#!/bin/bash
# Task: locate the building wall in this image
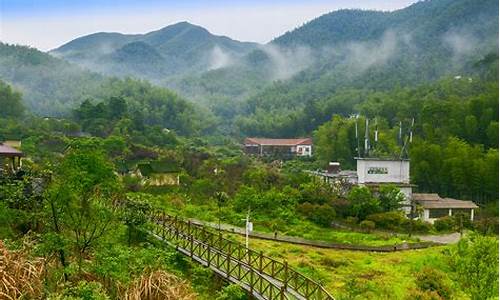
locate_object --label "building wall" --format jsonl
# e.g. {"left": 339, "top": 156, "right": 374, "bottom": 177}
{"left": 296, "top": 145, "right": 312, "bottom": 156}
{"left": 422, "top": 208, "right": 475, "bottom": 224}
{"left": 357, "top": 159, "right": 410, "bottom": 184}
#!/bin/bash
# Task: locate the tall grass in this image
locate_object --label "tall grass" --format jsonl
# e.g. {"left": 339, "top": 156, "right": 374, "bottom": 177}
{"left": 122, "top": 270, "right": 197, "bottom": 300}
{"left": 0, "top": 240, "right": 45, "bottom": 299}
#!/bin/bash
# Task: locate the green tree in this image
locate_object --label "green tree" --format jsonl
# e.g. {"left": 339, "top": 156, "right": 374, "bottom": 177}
{"left": 46, "top": 142, "right": 121, "bottom": 271}
{"left": 378, "top": 184, "right": 405, "bottom": 211}
{"left": 450, "top": 234, "right": 499, "bottom": 300}
{"left": 0, "top": 80, "right": 24, "bottom": 118}
{"left": 347, "top": 186, "right": 381, "bottom": 220}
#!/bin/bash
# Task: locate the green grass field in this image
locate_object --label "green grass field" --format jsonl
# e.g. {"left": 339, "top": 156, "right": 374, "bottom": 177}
{"left": 229, "top": 235, "right": 469, "bottom": 300}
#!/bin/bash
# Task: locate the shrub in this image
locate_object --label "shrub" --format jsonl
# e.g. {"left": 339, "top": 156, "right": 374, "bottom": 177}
{"left": 402, "top": 219, "right": 432, "bottom": 234}
{"left": 366, "top": 211, "right": 406, "bottom": 230}
{"left": 414, "top": 267, "right": 452, "bottom": 300}
{"left": 215, "top": 284, "right": 247, "bottom": 300}
{"left": 345, "top": 216, "right": 359, "bottom": 225}
{"left": 433, "top": 217, "right": 455, "bottom": 232}
{"left": 50, "top": 281, "right": 110, "bottom": 300}
{"left": 359, "top": 220, "right": 375, "bottom": 232}
{"left": 311, "top": 204, "right": 336, "bottom": 227}
{"left": 473, "top": 217, "right": 499, "bottom": 235}
{"left": 405, "top": 288, "right": 441, "bottom": 300}
{"left": 297, "top": 203, "right": 336, "bottom": 227}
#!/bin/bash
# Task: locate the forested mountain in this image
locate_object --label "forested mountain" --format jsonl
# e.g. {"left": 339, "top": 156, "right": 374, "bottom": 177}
{"left": 166, "top": 0, "right": 499, "bottom": 105}
{"left": 229, "top": 0, "right": 498, "bottom": 137}
{"left": 0, "top": 43, "right": 104, "bottom": 116}
{"left": 51, "top": 21, "right": 258, "bottom": 81}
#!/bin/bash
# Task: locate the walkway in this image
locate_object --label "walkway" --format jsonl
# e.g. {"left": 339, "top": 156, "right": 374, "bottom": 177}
{"left": 188, "top": 218, "right": 439, "bottom": 252}
{"left": 416, "top": 232, "right": 462, "bottom": 244}
{"left": 149, "top": 212, "right": 335, "bottom": 300}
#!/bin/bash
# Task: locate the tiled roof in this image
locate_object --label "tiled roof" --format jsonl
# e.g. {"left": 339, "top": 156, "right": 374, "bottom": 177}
{"left": 413, "top": 193, "right": 478, "bottom": 209}
{"left": 244, "top": 138, "right": 312, "bottom": 146}
{"left": 417, "top": 198, "right": 478, "bottom": 209}
{"left": 413, "top": 193, "right": 442, "bottom": 201}
{"left": 0, "top": 144, "right": 23, "bottom": 157}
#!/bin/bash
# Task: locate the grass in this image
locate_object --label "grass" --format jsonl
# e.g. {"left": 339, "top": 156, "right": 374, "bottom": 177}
{"left": 140, "top": 193, "right": 421, "bottom": 247}
{"left": 228, "top": 235, "right": 469, "bottom": 300}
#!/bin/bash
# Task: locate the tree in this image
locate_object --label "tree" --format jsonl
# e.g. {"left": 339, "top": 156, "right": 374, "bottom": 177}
{"left": 45, "top": 142, "right": 121, "bottom": 271}
{"left": 0, "top": 80, "right": 24, "bottom": 118}
{"left": 347, "top": 186, "right": 381, "bottom": 220}
{"left": 378, "top": 184, "right": 405, "bottom": 211}
{"left": 450, "top": 234, "right": 499, "bottom": 300}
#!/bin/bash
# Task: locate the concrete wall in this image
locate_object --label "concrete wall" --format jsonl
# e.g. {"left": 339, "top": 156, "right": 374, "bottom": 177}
{"left": 357, "top": 159, "right": 410, "bottom": 184}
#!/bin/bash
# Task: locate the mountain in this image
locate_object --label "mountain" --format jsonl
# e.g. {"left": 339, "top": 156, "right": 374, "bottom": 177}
{"left": 161, "top": 0, "right": 499, "bottom": 106}
{"left": 0, "top": 43, "right": 105, "bottom": 116}
{"left": 1, "top": 0, "right": 497, "bottom": 118}
{"left": 231, "top": 0, "right": 498, "bottom": 126}
{"left": 51, "top": 22, "right": 259, "bottom": 81}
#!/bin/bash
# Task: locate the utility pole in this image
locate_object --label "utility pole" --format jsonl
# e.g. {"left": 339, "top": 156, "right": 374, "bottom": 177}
{"left": 242, "top": 208, "right": 252, "bottom": 250}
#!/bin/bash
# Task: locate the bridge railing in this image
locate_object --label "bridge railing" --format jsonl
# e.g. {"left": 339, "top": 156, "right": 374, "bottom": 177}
{"left": 149, "top": 211, "right": 289, "bottom": 300}
{"left": 150, "top": 211, "right": 335, "bottom": 300}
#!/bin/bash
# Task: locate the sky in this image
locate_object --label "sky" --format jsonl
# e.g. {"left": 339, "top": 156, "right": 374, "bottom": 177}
{"left": 0, "top": 0, "right": 416, "bottom": 51}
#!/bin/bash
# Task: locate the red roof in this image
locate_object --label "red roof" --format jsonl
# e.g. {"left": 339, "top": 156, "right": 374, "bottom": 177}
{"left": 244, "top": 138, "right": 312, "bottom": 146}
{"left": 0, "top": 144, "right": 23, "bottom": 157}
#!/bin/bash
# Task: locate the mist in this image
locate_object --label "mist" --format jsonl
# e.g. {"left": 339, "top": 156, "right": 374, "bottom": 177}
{"left": 208, "top": 46, "right": 234, "bottom": 70}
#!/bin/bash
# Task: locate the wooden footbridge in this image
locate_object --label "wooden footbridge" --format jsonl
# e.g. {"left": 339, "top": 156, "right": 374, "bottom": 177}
{"left": 149, "top": 212, "right": 335, "bottom": 300}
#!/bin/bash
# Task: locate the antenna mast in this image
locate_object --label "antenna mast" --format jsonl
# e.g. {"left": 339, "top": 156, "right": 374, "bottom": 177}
{"left": 364, "top": 118, "right": 370, "bottom": 157}
{"left": 400, "top": 118, "right": 415, "bottom": 159}
{"left": 355, "top": 115, "right": 361, "bottom": 158}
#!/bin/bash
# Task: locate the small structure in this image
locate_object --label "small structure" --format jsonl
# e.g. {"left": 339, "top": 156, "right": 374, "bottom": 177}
{"left": 132, "top": 161, "right": 180, "bottom": 186}
{"left": 244, "top": 138, "right": 312, "bottom": 157}
{"left": 413, "top": 193, "right": 478, "bottom": 224}
{"left": 0, "top": 142, "right": 23, "bottom": 172}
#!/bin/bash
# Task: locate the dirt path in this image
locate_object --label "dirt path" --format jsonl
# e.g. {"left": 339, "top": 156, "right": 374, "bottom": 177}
{"left": 416, "top": 232, "right": 462, "bottom": 244}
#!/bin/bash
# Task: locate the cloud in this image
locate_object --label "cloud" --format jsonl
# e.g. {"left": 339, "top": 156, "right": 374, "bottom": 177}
{"left": 442, "top": 29, "right": 478, "bottom": 59}
{"left": 208, "top": 46, "right": 234, "bottom": 70}
{"left": 261, "top": 44, "right": 314, "bottom": 80}
{"left": 345, "top": 30, "right": 399, "bottom": 73}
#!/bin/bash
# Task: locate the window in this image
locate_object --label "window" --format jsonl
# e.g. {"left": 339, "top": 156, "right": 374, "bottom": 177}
{"left": 367, "top": 167, "right": 388, "bottom": 174}
{"left": 429, "top": 209, "right": 449, "bottom": 218}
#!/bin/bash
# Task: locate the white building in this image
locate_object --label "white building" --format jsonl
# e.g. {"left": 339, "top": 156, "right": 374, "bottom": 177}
{"left": 355, "top": 158, "right": 413, "bottom": 214}
{"left": 311, "top": 157, "right": 480, "bottom": 222}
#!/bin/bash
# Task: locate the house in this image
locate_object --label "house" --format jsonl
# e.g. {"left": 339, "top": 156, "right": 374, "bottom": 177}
{"left": 0, "top": 142, "right": 23, "bottom": 172}
{"left": 244, "top": 138, "right": 312, "bottom": 157}
{"left": 311, "top": 158, "right": 479, "bottom": 222}
{"left": 413, "top": 193, "right": 478, "bottom": 224}
{"left": 310, "top": 157, "right": 415, "bottom": 215}
{"left": 132, "top": 161, "right": 180, "bottom": 186}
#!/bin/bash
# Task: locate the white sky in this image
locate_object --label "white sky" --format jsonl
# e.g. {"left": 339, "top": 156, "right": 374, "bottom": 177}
{"left": 0, "top": 1, "right": 416, "bottom": 51}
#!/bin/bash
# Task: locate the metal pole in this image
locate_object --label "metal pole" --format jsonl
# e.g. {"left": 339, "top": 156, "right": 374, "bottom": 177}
{"left": 245, "top": 211, "right": 249, "bottom": 250}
